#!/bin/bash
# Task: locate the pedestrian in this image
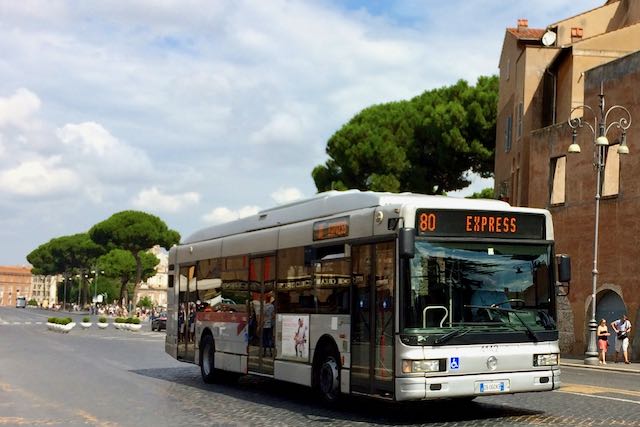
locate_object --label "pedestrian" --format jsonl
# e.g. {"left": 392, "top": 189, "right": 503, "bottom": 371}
{"left": 262, "top": 296, "right": 275, "bottom": 357}
{"left": 597, "top": 318, "right": 610, "bottom": 365}
{"left": 610, "top": 314, "right": 632, "bottom": 364}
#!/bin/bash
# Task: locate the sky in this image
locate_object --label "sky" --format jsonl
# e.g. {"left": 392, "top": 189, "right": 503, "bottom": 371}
{"left": 0, "top": 0, "right": 604, "bottom": 265}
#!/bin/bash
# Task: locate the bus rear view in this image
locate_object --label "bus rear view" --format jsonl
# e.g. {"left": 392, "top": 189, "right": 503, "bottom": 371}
{"left": 16, "top": 296, "right": 27, "bottom": 308}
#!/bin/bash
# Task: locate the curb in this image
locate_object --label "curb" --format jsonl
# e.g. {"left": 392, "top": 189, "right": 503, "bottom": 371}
{"left": 560, "top": 360, "right": 640, "bottom": 374}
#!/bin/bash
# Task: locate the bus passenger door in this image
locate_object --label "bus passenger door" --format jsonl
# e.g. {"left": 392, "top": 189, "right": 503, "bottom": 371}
{"left": 177, "top": 265, "right": 197, "bottom": 362}
{"left": 247, "top": 256, "right": 275, "bottom": 374}
{"left": 351, "top": 242, "right": 394, "bottom": 397}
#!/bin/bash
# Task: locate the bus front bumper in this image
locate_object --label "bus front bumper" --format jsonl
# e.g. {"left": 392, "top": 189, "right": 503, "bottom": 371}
{"left": 395, "top": 368, "right": 560, "bottom": 401}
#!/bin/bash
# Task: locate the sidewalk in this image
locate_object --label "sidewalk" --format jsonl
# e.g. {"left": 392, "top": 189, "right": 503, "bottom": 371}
{"left": 561, "top": 354, "right": 640, "bottom": 374}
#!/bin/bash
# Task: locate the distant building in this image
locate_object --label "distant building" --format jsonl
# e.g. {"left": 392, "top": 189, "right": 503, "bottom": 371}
{"left": 0, "top": 266, "right": 32, "bottom": 307}
{"left": 30, "top": 275, "right": 58, "bottom": 308}
{"left": 495, "top": 0, "right": 640, "bottom": 357}
{"left": 135, "top": 245, "right": 169, "bottom": 307}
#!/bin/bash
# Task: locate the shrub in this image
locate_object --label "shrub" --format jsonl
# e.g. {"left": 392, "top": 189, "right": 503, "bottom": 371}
{"left": 28, "top": 299, "right": 38, "bottom": 306}
{"left": 131, "top": 317, "right": 141, "bottom": 324}
{"left": 47, "top": 317, "right": 74, "bottom": 325}
{"left": 98, "top": 316, "right": 107, "bottom": 323}
{"left": 115, "top": 317, "right": 125, "bottom": 323}
{"left": 82, "top": 316, "right": 91, "bottom": 323}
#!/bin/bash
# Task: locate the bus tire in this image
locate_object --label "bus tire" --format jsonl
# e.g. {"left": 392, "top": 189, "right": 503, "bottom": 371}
{"left": 200, "top": 334, "right": 216, "bottom": 383}
{"left": 317, "top": 349, "right": 341, "bottom": 403}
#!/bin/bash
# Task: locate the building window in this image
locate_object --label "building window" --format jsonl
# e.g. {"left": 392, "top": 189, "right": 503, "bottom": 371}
{"left": 550, "top": 156, "right": 566, "bottom": 205}
{"left": 504, "top": 115, "right": 513, "bottom": 152}
{"left": 602, "top": 144, "right": 620, "bottom": 197}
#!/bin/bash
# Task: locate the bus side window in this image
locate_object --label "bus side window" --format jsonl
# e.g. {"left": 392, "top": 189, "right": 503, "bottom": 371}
{"left": 277, "top": 247, "right": 313, "bottom": 313}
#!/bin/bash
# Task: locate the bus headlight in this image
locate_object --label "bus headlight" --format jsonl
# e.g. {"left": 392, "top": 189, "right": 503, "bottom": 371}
{"left": 402, "top": 359, "right": 443, "bottom": 373}
{"left": 533, "top": 353, "right": 559, "bottom": 366}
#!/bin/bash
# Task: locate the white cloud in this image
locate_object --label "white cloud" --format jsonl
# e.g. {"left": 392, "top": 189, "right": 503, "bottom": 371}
{"left": 202, "top": 205, "right": 261, "bottom": 224}
{"left": 0, "top": 156, "right": 80, "bottom": 197}
{"left": 132, "top": 187, "right": 200, "bottom": 213}
{"left": 0, "top": 0, "right": 606, "bottom": 265}
{"left": 56, "top": 121, "right": 117, "bottom": 156}
{"left": 0, "top": 88, "right": 41, "bottom": 130}
{"left": 271, "top": 187, "right": 304, "bottom": 205}
{"left": 249, "top": 112, "right": 306, "bottom": 146}
{"left": 55, "top": 121, "right": 155, "bottom": 182}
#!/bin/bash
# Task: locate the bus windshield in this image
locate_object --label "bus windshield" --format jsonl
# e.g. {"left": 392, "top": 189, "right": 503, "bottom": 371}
{"left": 402, "top": 240, "right": 555, "bottom": 338}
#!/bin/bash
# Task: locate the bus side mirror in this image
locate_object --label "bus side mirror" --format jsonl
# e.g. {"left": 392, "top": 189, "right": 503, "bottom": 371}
{"left": 557, "top": 254, "right": 571, "bottom": 282}
{"left": 399, "top": 228, "right": 415, "bottom": 259}
{"left": 556, "top": 254, "right": 571, "bottom": 296}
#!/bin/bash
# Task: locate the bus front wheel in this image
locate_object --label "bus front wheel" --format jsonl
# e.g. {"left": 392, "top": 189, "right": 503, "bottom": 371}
{"left": 200, "top": 334, "right": 216, "bottom": 383}
{"left": 317, "top": 351, "right": 340, "bottom": 403}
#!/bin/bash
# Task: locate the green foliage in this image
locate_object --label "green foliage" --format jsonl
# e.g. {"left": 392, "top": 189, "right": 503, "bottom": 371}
{"left": 136, "top": 296, "right": 154, "bottom": 308}
{"left": 313, "top": 75, "right": 498, "bottom": 195}
{"left": 131, "top": 317, "right": 141, "bottom": 324}
{"left": 115, "top": 317, "right": 125, "bottom": 323}
{"left": 466, "top": 187, "right": 495, "bottom": 199}
{"left": 89, "top": 210, "right": 180, "bottom": 254}
{"left": 48, "top": 317, "right": 73, "bottom": 325}
{"left": 27, "top": 299, "right": 38, "bottom": 306}
{"left": 98, "top": 249, "right": 159, "bottom": 305}
{"left": 89, "top": 211, "right": 179, "bottom": 304}
{"left": 27, "top": 233, "right": 104, "bottom": 276}
{"left": 82, "top": 316, "right": 91, "bottom": 323}
{"left": 98, "top": 316, "right": 107, "bottom": 323}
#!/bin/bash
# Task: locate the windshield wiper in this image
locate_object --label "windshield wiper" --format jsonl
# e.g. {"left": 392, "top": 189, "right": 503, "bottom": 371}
{"left": 465, "top": 305, "right": 539, "bottom": 342}
{"left": 434, "top": 327, "right": 470, "bottom": 345}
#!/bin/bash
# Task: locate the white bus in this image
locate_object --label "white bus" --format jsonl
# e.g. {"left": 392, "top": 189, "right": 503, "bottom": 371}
{"left": 165, "top": 190, "right": 570, "bottom": 402}
{"left": 16, "top": 295, "right": 27, "bottom": 308}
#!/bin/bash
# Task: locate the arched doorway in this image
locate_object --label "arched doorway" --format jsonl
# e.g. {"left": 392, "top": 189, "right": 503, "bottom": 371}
{"left": 591, "top": 290, "right": 626, "bottom": 355}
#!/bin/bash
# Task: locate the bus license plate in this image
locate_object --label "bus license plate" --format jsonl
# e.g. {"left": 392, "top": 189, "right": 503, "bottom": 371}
{"left": 476, "top": 380, "right": 509, "bottom": 393}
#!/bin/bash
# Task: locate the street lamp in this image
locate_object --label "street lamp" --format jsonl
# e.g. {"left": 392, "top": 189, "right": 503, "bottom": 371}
{"left": 567, "top": 82, "right": 632, "bottom": 366}
{"left": 91, "top": 269, "right": 104, "bottom": 304}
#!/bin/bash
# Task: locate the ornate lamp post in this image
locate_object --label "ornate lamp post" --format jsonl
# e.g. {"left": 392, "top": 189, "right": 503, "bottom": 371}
{"left": 567, "top": 83, "right": 632, "bottom": 365}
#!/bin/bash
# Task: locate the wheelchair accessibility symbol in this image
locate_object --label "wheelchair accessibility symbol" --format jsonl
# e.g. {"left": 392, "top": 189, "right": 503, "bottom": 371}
{"left": 450, "top": 357, "right": 460, "bottom": 370}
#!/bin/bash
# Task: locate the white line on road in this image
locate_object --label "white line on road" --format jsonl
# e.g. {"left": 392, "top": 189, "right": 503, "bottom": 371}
{"left": 557, "top": 390, "right": 640, "bottom": 405}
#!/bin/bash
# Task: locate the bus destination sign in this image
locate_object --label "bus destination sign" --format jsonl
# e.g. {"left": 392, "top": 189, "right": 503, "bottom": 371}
{"left": 313, "top": 216, "right": 349, "bottom": 241}
{"left": 415, "top": 209, "right": 546, "bottom": 239}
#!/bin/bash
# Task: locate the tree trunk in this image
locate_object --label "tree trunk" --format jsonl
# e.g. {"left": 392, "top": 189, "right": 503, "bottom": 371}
{"left": 120, "top": 279, "right": 129, "bottom": 307}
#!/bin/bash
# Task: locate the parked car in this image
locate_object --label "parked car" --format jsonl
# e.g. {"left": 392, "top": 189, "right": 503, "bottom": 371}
{"left": 151, "top": 312, "right": 167, "bottom": 331}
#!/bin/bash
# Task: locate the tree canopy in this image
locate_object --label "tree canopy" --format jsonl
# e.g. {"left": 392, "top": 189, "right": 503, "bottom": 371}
{"left": 27, "top": 233, "right": 104, "bottom": 276}
{"left": 89, "top": 210, "right": 180, "bottom": 302}
{"left": 26, "top": 233, "right": 105, "bottom": 305}
{"left": 97, "top": 248, "right": 159, "bottom": 304}
{"left": 313, "top": 75, "right": 498, "bottom": 194}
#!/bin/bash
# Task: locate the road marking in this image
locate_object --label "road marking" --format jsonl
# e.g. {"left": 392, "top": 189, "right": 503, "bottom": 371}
{"left": 558, "top": 383, "right": 640, "bottom": 404}
{"left": 558, "top": 390, "right": 640, "bottom": 405}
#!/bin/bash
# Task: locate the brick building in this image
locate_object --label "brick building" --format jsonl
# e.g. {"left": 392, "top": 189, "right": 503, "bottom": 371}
{"left": 494, "top": 0, "right": 640, "bottom": 358}
{"left": 0, "top": 266, "right": 32, "bottom": 307}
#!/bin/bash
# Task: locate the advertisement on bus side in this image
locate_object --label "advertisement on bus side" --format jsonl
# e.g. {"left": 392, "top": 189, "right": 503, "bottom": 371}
{"left": 281, "top": 314, "right": 309, "bottom": 360}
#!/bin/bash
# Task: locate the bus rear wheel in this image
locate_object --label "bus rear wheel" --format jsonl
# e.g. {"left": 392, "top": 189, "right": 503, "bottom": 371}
{"left": 317, "top": 352, "right": 340, "bottom": 403}
{"left": 200, "top": 334, "right": 216, "bottom": 383}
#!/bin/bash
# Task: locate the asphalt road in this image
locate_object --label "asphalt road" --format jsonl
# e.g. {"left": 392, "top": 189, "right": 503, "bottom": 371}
{"left": 1, "top": 307, "right": 639, "bottom": 427}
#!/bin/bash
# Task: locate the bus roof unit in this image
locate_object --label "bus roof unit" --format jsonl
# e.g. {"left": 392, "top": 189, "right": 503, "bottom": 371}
{"left": 184, "top": 190, "right": 512, "bottom": 244}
